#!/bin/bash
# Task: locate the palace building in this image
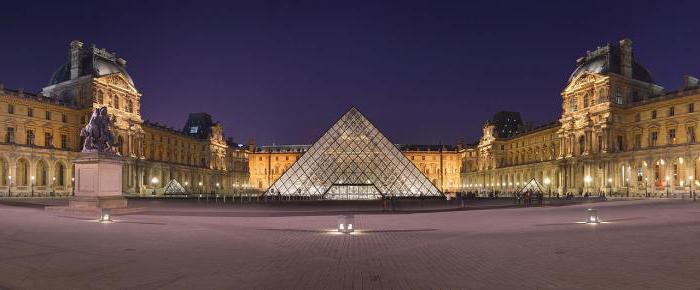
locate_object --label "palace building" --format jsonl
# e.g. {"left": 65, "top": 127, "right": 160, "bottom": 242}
{"left": 0, "top": 40, "right": 248, "bottom": 196}
{"left": 462, "top": 39, "right": 700, "bottom": 198}
{"left": 3, "top": 38, "right": 696, "bottom": 200}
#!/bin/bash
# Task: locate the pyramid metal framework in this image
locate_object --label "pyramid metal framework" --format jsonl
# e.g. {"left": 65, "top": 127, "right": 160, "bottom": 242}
{"left": 163, "top": 179, "right": 187, "bottom": 195}
{"left": 265, "top": 108, "right": 443, "bottom": 200}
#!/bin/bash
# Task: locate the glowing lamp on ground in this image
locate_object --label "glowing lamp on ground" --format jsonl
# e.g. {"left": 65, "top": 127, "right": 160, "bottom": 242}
{"left": 543, "top": 177, "right": 551, "bottom": 186}
{"left": 337, "top": 215, "right": 355, "bottom": 233}
{"left": 586, "top": 208, "right": 600, "bottom": 224}
{"left": 99, "top": 208, "right": 112, "bottom": 223}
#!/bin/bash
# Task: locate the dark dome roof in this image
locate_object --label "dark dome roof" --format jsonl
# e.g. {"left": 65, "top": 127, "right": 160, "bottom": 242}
{"left": 568, "top": 42, "right": 653, "bottom": 84}
{"left": 49, "top": 49, "right": 134, "bottom": 86}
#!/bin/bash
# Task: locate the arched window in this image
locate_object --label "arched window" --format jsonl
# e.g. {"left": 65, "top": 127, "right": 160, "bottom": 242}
{"left": 55, "top": 162, "right": 65, "bottom": 186}
{"left": 36, "top": 160, "right": 48, "bottom": 186}
{"left": 0, "top": 158, "right": 6, "bottom": 186}
{"left": 126, "top": 99, "right": 133, "bottom": 113}
{"left": 568, "top": 97, "right": 577, "bottom": 112}
{"left": 17, "top": 159, "right": 29, "bottom": 186}
{"left": 597, "top": 88, "right": 607, "bottom": 103}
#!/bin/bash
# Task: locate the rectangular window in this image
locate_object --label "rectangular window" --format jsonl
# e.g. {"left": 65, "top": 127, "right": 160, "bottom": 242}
{"left": 62, "top": 114, "right": 67, "bottom": 123}
{"left": 45, "top": 132, "right": 53, "bottom": 147}
{"left": 634, "top": 134, "right": 641, "bottom": 149}
{"left": 668, "top": 129, "right": 676, "bottom": 144}
{"left": 61, "top": 134, "right": 68, "bottom": 149}
{"left": 617, "top": 135, "right": 623, "bottom": 151}
{"left": 27, "top": 108, "right": 33, "bottom": 117}
{"left": 635, "top": 113, "right": 640, "bottom": 122}
{"left": 651, "top": 110, "right": 657, "bottom": 119}
{"left": 690, "top": 103, "right": 695, "bottom": 113}
{"left": 8, "top": 104, "right": 14, "bottom": 114}
{"left": 650, "top": 131, "right": 658, "bottom": 147}
{"left": 669, "top": 106, "right": 675, "bottom": 117}
{"left": 45, "top": 111, "right": 51, "bottom": 120}
{"left": 6, "top": 127, "right": 14, "bottom": 143}
{"left": 615, "top": 87, "right": 624, "bottom": 105}
{"left": 688, "top": 126, "right": 696, "bottom": 143}
{"left": 26, "top": 129, "right": 34, "bottom": 145}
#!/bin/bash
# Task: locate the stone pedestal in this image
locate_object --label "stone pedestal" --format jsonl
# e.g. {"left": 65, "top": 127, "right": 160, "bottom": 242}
{"left": 47, "top": 152, "right": 134, "bottom": 218}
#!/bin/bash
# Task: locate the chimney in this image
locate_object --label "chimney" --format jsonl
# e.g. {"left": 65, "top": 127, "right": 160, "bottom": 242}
{"left": 619, "top": 38, "right": 633, "bottom": 78}
{"left": 70, "top": 40, "right": 84, "bottom": 80}
{"left": 247, "top": 138, "right": 256, "bottom": 152}
{"left": 117, "top": 58, "right": 127, "bottom": 67}
{"left": 684, "top": 75, "right": 699, "bottom": 89}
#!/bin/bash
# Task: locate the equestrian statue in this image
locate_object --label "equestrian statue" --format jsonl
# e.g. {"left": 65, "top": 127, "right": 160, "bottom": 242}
{"left": 80, "top": 106, "right": 121, "bottom": 154}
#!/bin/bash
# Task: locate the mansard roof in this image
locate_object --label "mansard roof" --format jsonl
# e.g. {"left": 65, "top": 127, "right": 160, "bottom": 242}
{"left": 568, "top": 41, "right": 653, "bottom": 84}
{"left": 49, "top": 43, "right": 134, "bottom": 86}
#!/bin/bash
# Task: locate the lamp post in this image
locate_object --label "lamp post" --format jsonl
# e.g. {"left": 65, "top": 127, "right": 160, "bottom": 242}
{"left": 184, "top": 181, "right": 189, "bottom": 197}
{"left": 31, "top": 176, "right": 35, "bottom": 197}
{"left": 7, "top": 176, "right": 12, "bottom": 197}
{"left": 543, "top": 177, "right": 551, "bottom": 198}
{"left": 198, "top": 181, "right": 203, "bottom": 195}
{"left": 51, "top": 176, "right": 55, "bottom": 197}
{"left": 625, "top": 177, "right": 629, "bottom": 198}
{"left": 689, "top": 176, "right": 695, "bottom": 201}
{"left": 607, "top": 177, "right": 613, "bottom": 197}
{"left": 71, "top": 177, "right": 75, "bottom": 196}
{"left": 665, "top": 176, "right": 670, "bottom": 198}
{"left": 644, "top": 177, "right": 648, "bottom": 197}
{"left": 151, "top": 177, "right": 159, "bottom": 196}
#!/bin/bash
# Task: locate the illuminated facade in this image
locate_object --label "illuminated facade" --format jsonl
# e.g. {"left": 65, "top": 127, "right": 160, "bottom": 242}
{"left": 0, "top": 40, "right": 248, "bottom": 196}
{"left": 249, "top": 144, "right": 462, "bottom": 195}
{"left": 264, "top": 108, "right": 442, "bottom": 199}
{"left": 463, "top": 39, "right": 700, "bottom": 198}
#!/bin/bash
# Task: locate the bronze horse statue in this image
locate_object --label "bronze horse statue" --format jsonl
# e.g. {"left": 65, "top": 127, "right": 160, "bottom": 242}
{"left": 80, "top": 107, "right": 121, "bottom": 153}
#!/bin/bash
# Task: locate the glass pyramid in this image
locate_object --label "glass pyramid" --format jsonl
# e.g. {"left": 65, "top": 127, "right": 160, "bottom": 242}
{"left": 265, "top": 108, "right": 443, "bottom": 200}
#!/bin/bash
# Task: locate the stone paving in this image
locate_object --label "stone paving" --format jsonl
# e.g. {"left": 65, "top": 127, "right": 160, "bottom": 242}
{"left": 1, "top": 199, "right": 699, "bottom": 289}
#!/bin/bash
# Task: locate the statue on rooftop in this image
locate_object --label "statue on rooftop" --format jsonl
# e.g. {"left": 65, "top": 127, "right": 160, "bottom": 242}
{"left": 80, "top": 106, "right": 121, "bottom": 154}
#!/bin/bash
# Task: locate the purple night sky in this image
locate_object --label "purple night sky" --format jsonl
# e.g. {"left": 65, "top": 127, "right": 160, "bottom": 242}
{"left": 1, "top": 1, "right": 698, "bottom": 145}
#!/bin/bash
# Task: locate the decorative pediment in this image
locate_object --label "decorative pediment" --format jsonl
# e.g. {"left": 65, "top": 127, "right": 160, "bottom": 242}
{"left": 565, "top": 73, "right": 602, "bottom": 92}
{"left": 97, "top": 74, "right": 137, "bottom": 93}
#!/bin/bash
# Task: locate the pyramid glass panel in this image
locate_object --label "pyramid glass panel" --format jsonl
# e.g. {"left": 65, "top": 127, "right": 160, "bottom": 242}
{"left": 265, "top": 108, "right": 442, "bottom": 199}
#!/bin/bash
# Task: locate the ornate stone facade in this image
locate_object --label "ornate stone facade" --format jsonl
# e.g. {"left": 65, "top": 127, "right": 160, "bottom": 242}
{"left": 462, "top": 39, "right": 700, "bottom": 198}
{"left": 0, "top": 40, "right": 248, "bottom": 196}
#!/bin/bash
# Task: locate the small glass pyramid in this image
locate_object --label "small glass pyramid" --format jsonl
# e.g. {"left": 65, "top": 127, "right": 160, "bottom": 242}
{"left": 265, "top": 108, "right": 443, "bottom": 200}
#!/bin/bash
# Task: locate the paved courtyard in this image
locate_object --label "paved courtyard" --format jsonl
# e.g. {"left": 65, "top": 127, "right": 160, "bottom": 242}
{"left": 1, "top": 199, "right": 699, "bottom": 289}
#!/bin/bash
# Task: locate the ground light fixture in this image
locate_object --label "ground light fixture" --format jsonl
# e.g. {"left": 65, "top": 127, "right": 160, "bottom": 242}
{"left": 337, "top": 215, "right": 355, "bottom": 233}
{"left": 586, "top": 208, "right": 600, "bottom": 224}
{"left": 99, "top": 208, "right": 112, "bottom": 223}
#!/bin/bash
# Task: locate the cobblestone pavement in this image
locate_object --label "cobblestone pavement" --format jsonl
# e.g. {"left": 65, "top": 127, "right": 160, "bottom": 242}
{"left": 0, "top": 199, "right": 699, "bottom": 289}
